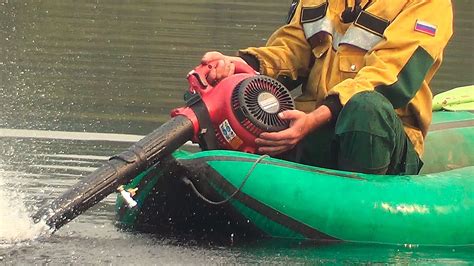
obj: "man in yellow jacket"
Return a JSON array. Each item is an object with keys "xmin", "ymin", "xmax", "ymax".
[{"xmin": 202, "ymin": 0, "xmax": 453, "ymax": 174}]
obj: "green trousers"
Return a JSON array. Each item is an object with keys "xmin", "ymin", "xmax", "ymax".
[{"xmin": 290, "ymin": 91, "xmax": 422, "ymax": 175}]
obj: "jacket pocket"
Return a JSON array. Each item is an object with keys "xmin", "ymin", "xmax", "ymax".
[{"xmin": 338, "ymin": 51, "xmax": 365, "ymax": 80}]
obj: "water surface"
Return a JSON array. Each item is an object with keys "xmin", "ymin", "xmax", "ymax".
[{"xmin": 0, "ymin": 0, "xmax": 473, "ymax": 264}]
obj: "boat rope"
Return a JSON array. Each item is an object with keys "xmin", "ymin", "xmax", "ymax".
[{"xmin": 182, "ymin": 154, "xmax": 269, "ymax": 205}]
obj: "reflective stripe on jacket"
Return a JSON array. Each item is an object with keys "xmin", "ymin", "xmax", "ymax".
[{"xmin": 239, "ymin": 0, "xmax": 453, "ymax": 155}]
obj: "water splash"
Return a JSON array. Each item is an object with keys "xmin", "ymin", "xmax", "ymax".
[{"xmin": 0, "ymin": 170, "xmax": 51, "ymax": 245}]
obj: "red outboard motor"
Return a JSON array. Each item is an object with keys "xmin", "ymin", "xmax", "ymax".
[
  {"xmin": 172, "ymin": 61, "xmax": 295, "ymax": 153},
  {"xmin": 34, "ymin": 61, "xmax": 294, "ymax": 231}
]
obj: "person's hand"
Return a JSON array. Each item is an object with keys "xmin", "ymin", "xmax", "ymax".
[
  {"xmin": 255, "ymin": 105, "xmax": 333, "ymax": 156},
  {"xmin": 201, "ymin": 51, "xmax": 248, "ymax": 85}
]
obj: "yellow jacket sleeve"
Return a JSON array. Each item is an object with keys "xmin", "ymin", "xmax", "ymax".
[{"xmin": 238, "ymin": 1, "xmax": 313, "ymax": 80}]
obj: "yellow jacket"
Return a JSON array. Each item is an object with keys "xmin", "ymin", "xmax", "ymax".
[{"xmin": 239, "ymin": 0, "xmax": 453, "ymax": 155}]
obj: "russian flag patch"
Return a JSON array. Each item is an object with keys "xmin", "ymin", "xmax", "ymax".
[{"xmin": 414, "ymin": 20, "xmax": 437, "ymax": 36}]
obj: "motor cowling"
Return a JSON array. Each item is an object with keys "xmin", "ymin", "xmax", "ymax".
[
  {"xmin": 34, "ymin": 61, "xmax": 295, "ymax": 231},
  {"xmin": 171, "ymin": 61, "xmax": 295, "ymax": 153}
]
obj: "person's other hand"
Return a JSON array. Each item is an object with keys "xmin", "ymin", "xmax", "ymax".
[
  {"xmin": 255, "ymin": 106, "xmax": 333, "ymax": 156},
  {"xmin": 255, "ymin": 110, "xmax": 311, "ymax": 156},
  {"xmin": 201, "ymin": 51, "xmax": 247, "ymax": 85}
]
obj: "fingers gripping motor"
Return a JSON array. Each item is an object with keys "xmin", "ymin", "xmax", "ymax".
[
  {"xmin": 33, "ymin": 61, "xmax": 295, "ymax": 231},
  {"xmin": 171, "ymin": 61, "xmax": 295, "ymax": 153}
]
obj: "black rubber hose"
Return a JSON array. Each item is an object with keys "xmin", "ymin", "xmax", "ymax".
[{"xmin": 32, "ymin": 115, "xmax": 194, "ymax": 231}]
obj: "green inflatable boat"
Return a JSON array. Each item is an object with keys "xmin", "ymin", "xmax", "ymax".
[{"xmin": 116, "ymin": 89, "xmax": 474, "ymax": 247}]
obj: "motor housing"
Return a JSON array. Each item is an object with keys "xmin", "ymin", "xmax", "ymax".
[{"xmin": 171, "ymin": 62, "xmax": 295, "ymax": 153}]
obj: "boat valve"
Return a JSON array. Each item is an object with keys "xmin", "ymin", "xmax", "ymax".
[{"xmin": 117, "ymin": 185, "xmax": 138, "ymax": 208}]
